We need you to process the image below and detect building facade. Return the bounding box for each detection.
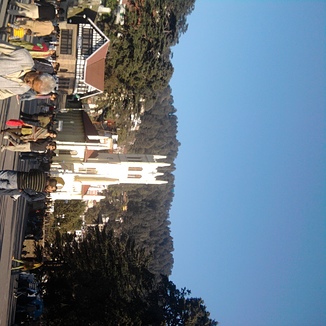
[52,111,170,201]
[51,7,169,201]
[57,9,110,99]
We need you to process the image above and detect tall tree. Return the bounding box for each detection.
[42,228,217,325]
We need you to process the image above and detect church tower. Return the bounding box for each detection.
[50,154,170,201]
[51,111,170,201]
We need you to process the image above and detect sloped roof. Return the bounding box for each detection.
[83,17,110,93]
[81,185,91,196]
[84,148,96,162]
[82,111,98,138]
[84,41,110,92]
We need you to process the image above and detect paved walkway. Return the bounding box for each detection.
[0,2,57,323]
[0,98,30,326]
[0,3,33,321]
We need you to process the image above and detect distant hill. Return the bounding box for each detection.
[87,0,195,275]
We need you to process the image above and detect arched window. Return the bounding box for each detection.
[78,168,97,174]
[126,156,142,162]
[128,167,143,171]
[127,174,142,179]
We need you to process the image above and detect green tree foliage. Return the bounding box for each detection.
[91,87,179,276]
[124,86,179,275]
[52,200,86,234]
[84,204,101,224]
[131,86,180,158]
[100,0,195,107]
[42,2,218,323]
[54,200,86,218]
[42,228,217,325]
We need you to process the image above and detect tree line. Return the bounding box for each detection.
[42,228,217,325]
[45,0,218,323]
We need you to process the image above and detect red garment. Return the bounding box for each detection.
[6,119,25,127]
[32,43,49,52]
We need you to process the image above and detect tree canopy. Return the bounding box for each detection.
[100,0,195,110]
[85,86,179,276]
[42,228,217,325]
[47,0,219,323]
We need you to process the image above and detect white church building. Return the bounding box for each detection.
[51,5,170,201]
[51,111,170,201]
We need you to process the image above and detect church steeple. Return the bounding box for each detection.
[52,111,170,200]
[51,154,170,200]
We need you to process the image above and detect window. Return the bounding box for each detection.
[126,156,142,162]
[58,77,71,90]
[128,167,143,171]
[58,150,77,155]
[127,174,142,179]
[78,167,97,174]
[81,28,93,56]
[60,29,73,55]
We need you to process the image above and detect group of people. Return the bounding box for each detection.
[1,112,57,152]
[0,0,65,203]
[0,97,60,201]
[0,0,64,101]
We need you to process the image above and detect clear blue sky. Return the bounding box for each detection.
[169,1,325,325]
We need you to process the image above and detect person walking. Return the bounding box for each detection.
[18,91,58,102]
[9,39,50,52]
[0,24,32,39]
[9,20,55,37]
[1,139,56,153]
[32,59,59,75]
[8,39,56,59]
[2,126,56,142]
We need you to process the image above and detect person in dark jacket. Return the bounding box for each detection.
[0,169,57,202]
[32,59,56,74]
[7,1,64,21]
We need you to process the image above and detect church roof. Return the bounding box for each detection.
[82,111,98,139]
[84,41,110,92]
[84,149,95,162]
[69,15,110,98]
[81,185,91,196]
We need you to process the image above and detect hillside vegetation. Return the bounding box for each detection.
[91,0,194,276]
[44,1,218,324]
